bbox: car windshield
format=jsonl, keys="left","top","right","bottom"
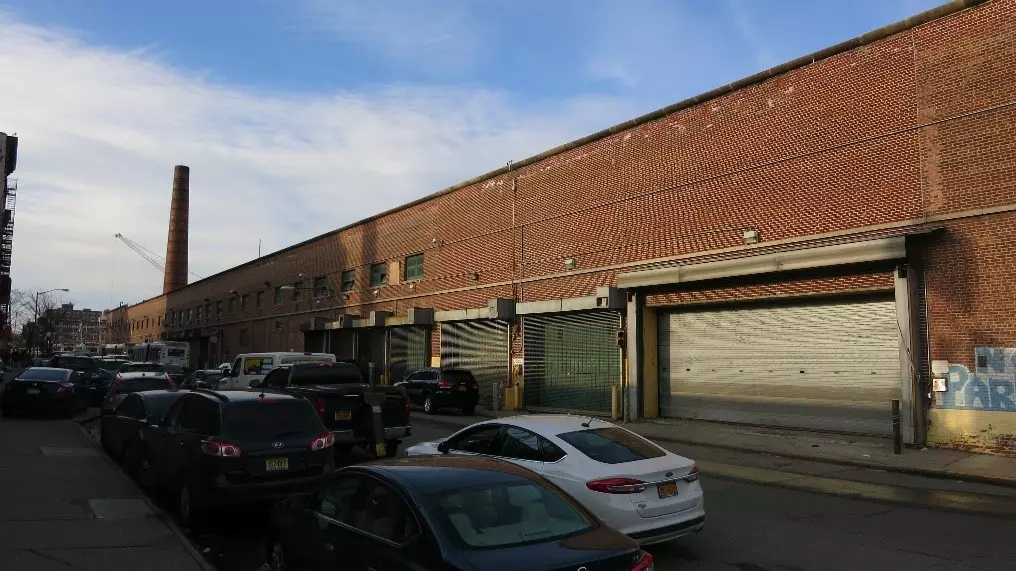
{"left": 119, "top": 376, "right": 170, "bottom": 393}
{"left": 223, "top": 400, "right": 323, "bottom": 439}
{"left": 19, "top": 369, "right": 69, "bottom": 381}
{"left": 289, "top": 363, "right": 362, "bottom": 385}
{"left": 429, "top": 482, "right": 592, "bottom": 549}
{"left": 557, "top": 427, "right": 666, "bottom": 465}
{"left": 53, "top": 357, "right": 94, "bottom": 370}
{"left": 122, "top": 363, "right": 166, "bottom": 373}
{"left": 203, "top": 373, "right": 224, "bottom": 384}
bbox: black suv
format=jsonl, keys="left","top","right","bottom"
{"left": 142, "top": 389, "right": 336, "bottom": 527}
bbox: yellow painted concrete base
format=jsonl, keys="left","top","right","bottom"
{"left": 504, "top": 385, "right": 521, "bottom": 411}
{"left": 928, "top": 409, "right": 1016, "bottom": 456}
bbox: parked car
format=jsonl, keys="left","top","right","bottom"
{"left": 1, "top": 367, "right": 88, "bottom": 417}
{"left": 86, "top": 368, "right": 117, "bottom": 406}
{"left": 100, "top": 371, "right": 175, "bottom": 414}
{"left": 264, "top": 454, "right": 655, "bottom": 571}
{"left": 49, "top": 355, "right": 99, "bottom": 383}
{"left": 406, "top": 414, "right": 705, "bottom": 545}
{"left": 219, "top": 352, "right": 337, "bottom": 390}
{"left": 180, "top": 369, "right": 226, "bottom": 390}
{"left": 256, "top": 361, "right": 411, "bottom": 458}
{"left": 143, "top": 390, "right": 336, "bottom": 528}
{"left": 118, "top": 362, "right": 167, "bottom": 374}
{"left": 395, "top": 367, "right": 480, "bottom": 415}
{"left": 100, "top": 389, "right": 188, "bottom": 484}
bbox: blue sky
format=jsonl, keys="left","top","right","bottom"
{"left": 0, "top": 0, "right": 942, "bottom": 319}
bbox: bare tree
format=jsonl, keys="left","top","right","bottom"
{"left": 12, "top": 289, "right": 69, "bottom": 352}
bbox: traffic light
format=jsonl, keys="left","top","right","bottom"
{"left": 616, "top": 329, "right": 627, "bottom": 348}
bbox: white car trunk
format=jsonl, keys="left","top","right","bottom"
{"left": 608, "top": 456, "right": 697, "bottom": 518}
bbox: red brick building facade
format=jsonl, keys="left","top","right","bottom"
{"left": 107, "top": 0, "right": 1016, "bottom": 454}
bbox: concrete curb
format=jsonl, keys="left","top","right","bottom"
{"left": 74, "top": 417, "right": 218, "bottom": 571}
{"left": 412, "top": 415, "right": 1016, "bottom": 490}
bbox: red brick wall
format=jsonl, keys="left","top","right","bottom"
{"left": 646, "top": 271, "right": 895, "bottom": 308}
{"left": 125, "top": 1, "right": 1015, "bottom": 363}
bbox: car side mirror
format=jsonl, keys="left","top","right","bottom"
{"left": 249, "top": 379, "right": 262, "bottom": 389}
{"left": 437, "top": 441, "right": 450, "bottom": 454}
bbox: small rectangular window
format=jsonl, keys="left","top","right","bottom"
{"left": 405, "top": 253, "right": 424, "bottom": 281}
{"left": 340, "top": 270, "right": 355, "bottom": 292}
{"left": 240, "top": 294, "right": 249, "bottom": 310}
{"left": 216, "top": 301, "right": 222, "bottom": 317}
{"left": 370, "top": 263, "right": 387, "bottom": 287}
{"left": 256, "top": 291, "right": 263, "bottom": 308}
{"left": 274, "top": 287, "right": 283, "bottom": 305}
{"left": 293, "top": 281, "right": 304, "bottom": 301}
{"left": 205, "top": 302, "right": 211, "bottom": 317}
{"left": 314, "top": 277, "right": 328, "bottom": 297}
{"left": 187, "top": 309, "right": 192, "bottom": 322}
{"left": 228, "top": 298, "right": 235, "bottom": 313}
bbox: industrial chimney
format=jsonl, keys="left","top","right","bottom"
{"left": 163, "top": 165, "right": 189, "bottom": 294}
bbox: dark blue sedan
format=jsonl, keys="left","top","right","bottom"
{"left": 1, "top": 367, "right": 88, "bottom": 417}
{"left": 264, "top": 455, "right": 655, "bottom": 571}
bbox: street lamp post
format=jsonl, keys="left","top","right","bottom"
{"left": 33, "top": 288, "right": 69, "bottom": 354}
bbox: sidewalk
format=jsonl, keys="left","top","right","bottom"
{"left": 414, "top": 409, "right": 1016, "bottom": 488}
{"left": 0, "top": 416, "right": 209, "bottom": 571}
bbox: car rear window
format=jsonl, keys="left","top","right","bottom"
{"left": 53, "top": 357, "right": 95, "bottom": 370}
{"left": 19, "top": 369, "right": 69, "bottom": 381}
{"left": 144, "top": 394, "right": 182, "bottom": 419}
{"left": 223, "top": 400, "right": 323, "bottom": 439}
{"left": 430, "top": 482, "right": 592, "bottom": 549}
{"left": 557, "top": 427, "right": 666, "bottom": 465}
{"left": 122, "top": 363, "right": 166, "bottom": 373}
{"left": 289, "top": 363, "right": 362, "bottom": 385}
{"left": 119, "top": 377, "right": 171, "bottom": 393}
{"left": 442, "top": 370, "right": 475, "bottom": 383}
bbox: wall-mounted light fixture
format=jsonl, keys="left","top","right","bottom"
{"left": 343, "top": 294, "right": 351, "bottom": 301}
{"left": 742, "top": 228, "right": 761, "bottom": 245}
{"left": 468, "top": 271, "right": 479, "bottom": 281}
{"left": 408, "top": 283, "right": 416, "bottom": 290}
{"left": 431, "top": 237, "right": 443, "bottom": 247}
{"left": 564, "top": 258, "right": 577, "bottom": 270}
{"left": 372, "top": 289, "right": 380, "bottom": 296}
{"left": 229, "top": 289, "right": 239, "bottom": 296}
{"left": 263, "top": 280, "right": 271, "bottom": 288}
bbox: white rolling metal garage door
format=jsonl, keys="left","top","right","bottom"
{"left": 388, "top": 327, "right": 429, "bottom": 384}
{"left": 441, "top": 321, "right": 509, "bottom": 408}
{"left": 658, "top": 297, "right": 902, "bottom": 436}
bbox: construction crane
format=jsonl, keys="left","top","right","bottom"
{"left": 113, "top": 233, "right": 203, "bottom": 279}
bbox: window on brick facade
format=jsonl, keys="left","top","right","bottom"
{"left": 275, "top": 287, "right": 283, "bottom": 305}
{"left": 167, "top": 311, "right": 173, "bottom": 324}
{"left": 370, "top": 263, "right": 387, "bottom": 287}
{"left": 292, "top": 281, "right": 304, "bottom": 302}
{"left": 405, "top": 253, "right": 424, "bottom": 281}
{"left": 241, "top": 294, "right": 249, "bottom": 310}
{"left": 216, "top": 301, "right": 222, "bottom": 318}
{"left": 314, "top": 277, "right": 328, "bottom": 297}
{"left": 205, "top": 302, "right": 211, "bottom": 317}
{"left": 187, "top": 308, "right": 192, "bottom": 322}
{"left": 256, "top": 291, "right": 263, "bottom": 308}
{"left": 340, "top": 270, "right": 356, "bottom": 292}
{"left": 196, "top": 306, "right": 202, "bottom": 319}
{"left": 228, "top": 298, "right": 235, "bottom": 313}
{"left": 239, "top": 328, "right": 249, "bottom": 346}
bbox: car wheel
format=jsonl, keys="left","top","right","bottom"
{"left": 461, "top": 405, "right": 476, "bottom": 416}
{"left": 268, "top": 540, "right": 288, "bottom": 571}
{"left": 178, "top": 482, "right": 205, "bottom": 529}
{"left": 423, "top": 394, "right": 435, "bottom": 414}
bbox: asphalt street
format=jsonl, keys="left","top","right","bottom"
{"left": 77, "top": 414, "right": 1016, "bottom": 571}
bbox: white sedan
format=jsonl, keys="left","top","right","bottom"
{"left": 406, "top": 414, "right": 705, "bottom": 545}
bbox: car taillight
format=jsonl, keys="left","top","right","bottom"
{"left": 201, "top": 440, "right": 242, "bottom": 457}
{"left": 311, "top": 433, "right": 335, "bottom": 451}
{"left": 56, "top": 383, "right": 71, "bottom": 393}
{"left": 109, "top": 376, "right": 123, "bottom": 394}
{"left": 436, "top": 381, "right": 453, "bottom": 388}
{"left": 166, "top": 376, "right": 175, "bottom": 389}
{"left": 631, "top": 550, "right": 655, "bottom": 571}
{"left": 470, "top": 380, "right": 478, "bottom": 389}
{"left": 686, "top": 465, "right": 699, "bottom": 482}
{"left": 404, "top": 396, "right": 411, "bottom": 417}
{"left": 315, "top": 398, "right": 326, "bottom": 418}
{"left": 586, "top": 477, "right": 648, "bottom": 494}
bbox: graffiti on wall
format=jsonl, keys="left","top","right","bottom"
{"left": 937, "top": 347, "right": 1016, "bottom": 411}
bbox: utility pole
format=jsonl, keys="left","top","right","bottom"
{"left": 33, "top": 288, "right": 69, "bottom": 354}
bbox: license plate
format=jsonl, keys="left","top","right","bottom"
{"left": 265, "top": 457, "right": 289, "bottom": 472}
{"left": 26, "top": 388, "right": 40, "bottom": 395}
{"left": 334, "top": 411, "right": 351, "bottom": 421}
{"left": 456, "top": 386, "right": 466, "bottom": 392}
{"left": 658, "top": 481, "right": 678, "bottom": 498}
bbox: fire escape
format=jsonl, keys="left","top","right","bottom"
{"left": 0, "top": 179, "right": 16, "bottom": 320}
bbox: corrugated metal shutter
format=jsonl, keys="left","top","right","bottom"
{"left": 523, "top": 312, "right": 621, "bottom": 414}
{"left": 658, "top": 297, "right": 901, "bottom": 436}
{"left": 389, "top": 327, "right": 429, "bottom": 384}
{"left": 441, "top": 321, "right": 509, "bottom": 408}
{"left": 328, "top": 330, "right": 356, "bottom": 361}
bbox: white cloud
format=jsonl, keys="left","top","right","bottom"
{"left": 295, "top": 0, "right": 485, "bottom": 73}
{"left": 0, "top": 14, "right": 631, "bottom": 314}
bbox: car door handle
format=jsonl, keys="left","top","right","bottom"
{"left": 324, "top": 543, "right": 334, "bottom": 551}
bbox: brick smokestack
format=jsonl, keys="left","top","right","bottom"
{"left": 163, "top": 165, "right": 189, "bottom": 294}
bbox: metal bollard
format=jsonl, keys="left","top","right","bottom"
{"left": 891, "top": 399, "right": 902, "bottom": 455}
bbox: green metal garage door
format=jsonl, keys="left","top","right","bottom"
{"left": 440, "top": 320, "right": 509, "bottom": 408}
{"left": 523, "top": 311, "right": 621, "bottom": 414}
{"left": 389, "top": 327, "right": 430, "bottom": 384}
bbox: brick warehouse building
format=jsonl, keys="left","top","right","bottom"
{"left": 105, "top": 0, "right": 1016, "bottom": 455}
